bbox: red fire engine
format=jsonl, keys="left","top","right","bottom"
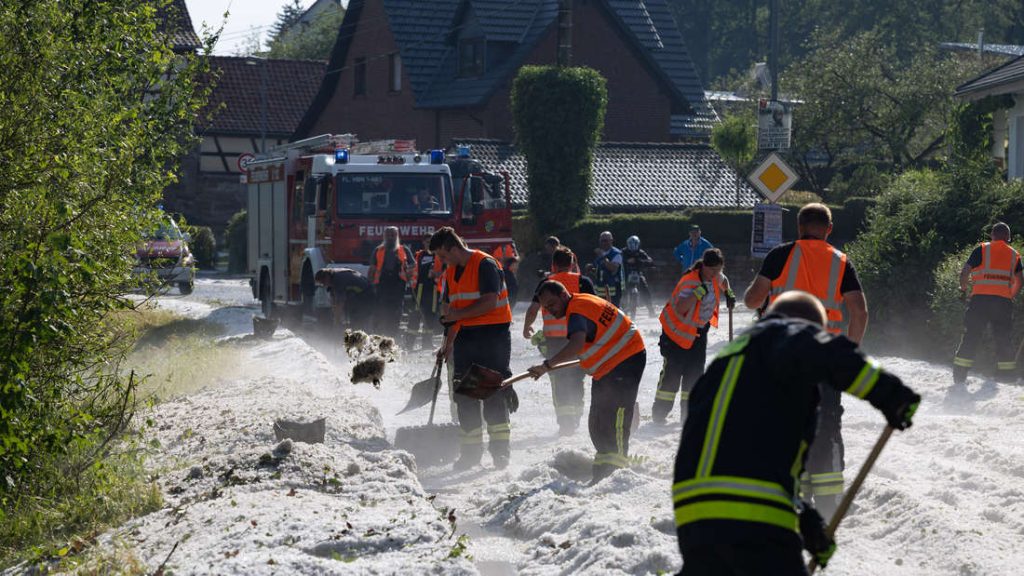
{"left": 245, "top": 134, "right": 513, "bottom": 316}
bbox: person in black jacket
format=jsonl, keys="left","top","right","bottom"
{"left": 672, "top": 291, "right": 920, "bottom": 575}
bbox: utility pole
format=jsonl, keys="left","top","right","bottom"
{"left": 557, "top": 0, "right": 572, "bottom": 67}
{"left": 769, "top": 0, "right": 779, "bottom": 101}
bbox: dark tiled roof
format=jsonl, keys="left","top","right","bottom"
{"left": 605, "top": 0, "right": 717, "bottom": 138}
{"left": 955, "top": 55, "right": 1024, "bottom": 98}
{"left": 417, "top": 1, "right": 558, "bottom": 108}
{"left": 470, "top": 0, "right": 550, "bottom": 42}
{"left": 382, "top": 0, "right": 461, "bottom": 99}
{"left": 455, "top": 139, "right": 758, "bottom": 210}
{"left": 157, "top": 0, "right": 201, "bottom": 52}
{"left": 202, "top": 57, "right": 326, "bottom": 137}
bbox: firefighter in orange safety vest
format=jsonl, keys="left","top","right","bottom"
{"left": 367, "top": 226, "right": 414, "bottom": 338}
{"left": 528, "top": 283, "right": 647, "bottom": 483}
{"left": 407, "top": 234, "right": 445, "bottom": 350}
{"left": 652, "top": 248, "right": 735, "bottom": 425}
{"left": 953, "top": 222, "right": 1023, "bottom": 386}
{"left": 523, "top": 246, "right": 596, "bottom": 435}
{"left": 433, "top": 227, "right": 515, "bottom": 471}
{"left": 742, "top": 203, "right": 868, "bottom": 522}
{"left": 492, "top": 242, "right": 520, "bottom": 306}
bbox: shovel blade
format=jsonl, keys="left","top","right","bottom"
{"left": 454, "top": 364, "right": 508, "bottom": 400}
{"left": 394, "top": 423, "right": 461, "bottom": 466}
{"left": 397, "top": 375, "right": 439, "bottom": 415}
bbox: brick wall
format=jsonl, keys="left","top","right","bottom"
{"left": 307, "top": 0, "right": 678, "bottom": 147}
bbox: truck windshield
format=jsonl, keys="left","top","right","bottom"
{"left": 336, "top": 173, "right": 452, "bottom": 217}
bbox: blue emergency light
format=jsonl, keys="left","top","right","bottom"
{"left": 457, "top": 145, "right": 471, "bottom": 158}
{"left": 335, "top": 148, "right": 349, "bottom": 164}
{"left": 429, "top": 149, "right": 445, "bottom": 165}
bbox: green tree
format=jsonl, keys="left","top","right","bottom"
{"left": 511, "top": 66, "right": 608, "bottom": 235}
{"left": 784, "top": 30, "right": 998, "bottom": 199}
{"left": 711, "top": 112, "right": 756, "bottom": 205}
{"left": 269, "top": 0, "right": 305, "bottom": 40}
{"left": 266, "top": 2, "right": 345, "bottom": 61}
{"left": 0, "top": 0, "right": 211, "bottom": 556}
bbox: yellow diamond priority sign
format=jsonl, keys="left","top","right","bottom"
{"left": 748, "top": 152, "right": 798, "bottom": 203}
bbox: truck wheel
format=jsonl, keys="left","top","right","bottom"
{"left": 178, "top": 279, "right": 194, "bottom": 295}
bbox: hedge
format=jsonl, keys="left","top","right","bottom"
{"left": 512, "top": 197, "right": 875, "bottom": 255}
{"left": 511, "top": 66, "right": 608, "bottom": 235}
{"left": 182, "top": 224, "right": 216, "bottom": 269}
{"left": 225, "top": 209, "right": 247, "bottom": 274}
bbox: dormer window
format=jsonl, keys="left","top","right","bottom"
{"left": 459, "top": 38, "right": 485, "bottom": 77}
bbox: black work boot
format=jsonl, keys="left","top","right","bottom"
{"left": 952, "top": 365, "right": 968, "bottom": 385}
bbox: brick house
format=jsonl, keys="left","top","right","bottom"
{"left": 294, "top": 0, "right": 718, "bottom": 146}
{"left": 163, "top": 56, "right": 326, "bottom": 234}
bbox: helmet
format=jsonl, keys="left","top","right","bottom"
{"left": 626, "top": 235, "right": 640, "bottom": 251}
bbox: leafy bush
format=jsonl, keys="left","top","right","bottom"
{"left": 0, "top": 0, "right": 211, "bottom": 560}
{"left": 225, "top": 209, "right": 248, "bottom": 273}
{"left": 847, "top": 165, "right": 1024, "bottom": 352}
{"left": 183, "top": 225, "right": 216, "bottom": 269}
{"left": 511, "top": 66, "right": 608, "bottom": 235}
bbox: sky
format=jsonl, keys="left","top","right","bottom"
{"left": 184, "top": 0, "right": 329, "bottom": 55}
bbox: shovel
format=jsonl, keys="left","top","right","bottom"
{"left": 728, "top": 307, "right": 734, "bottom": 341}
{"left": 455, "top": 360, "right": 582, "bottom": 400}
{"left": 808, "top": 425, "right": 894, "bottom": 574}
{"left": 393, "top": 353, "right": 461, "bottom": 465}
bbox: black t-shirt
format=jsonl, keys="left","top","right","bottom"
{"left": 531, "top": 275, "right": 595, "bottom": 303}
{"left": 758, "top": 239, "right": 862, "bottom": 294}
{"left": 566, "top": 312, "right": 598, "bottom": 343}
{"left": 965, "top": 245, "right": 1024, "bottom": 272}
{"left": 324, "top": 269, "right": 371, "bottom": 304}
{"left": 417, "top": 252, "right": 438, "bottom": 284}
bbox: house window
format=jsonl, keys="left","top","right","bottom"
{"left": 354, "top": 56, "right": 366, "bottom": 96}
{"left": 458, "top": 39, "right": 485, "bottom": 77}
{"left": 388, "top": 53, "right": 402, "bottom": 92}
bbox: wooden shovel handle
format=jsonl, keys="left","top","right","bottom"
{"left": 502, "top": 360, "right": 582, "bottom": 387}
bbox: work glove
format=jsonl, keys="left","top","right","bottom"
{"left": 799, "top": 502, "right": 837, "bottom": 568}
{"left": 530, "top": 331, "right": 548, "bottom": 355}
{"left": 693, "top": 285, "right": 708, "bottom": 300}
{"left": 886, "top": 392, "right": 921, "bottom": 431}
{"left": 725, "top": 288, "right": 736, "bottom": 310}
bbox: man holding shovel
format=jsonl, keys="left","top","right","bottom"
{"left": 672, "top": 291, "right": 919, "bottom": 575}
{"left": 523, "top": 247, "right": 596, "bottom": 436}
{"left": 527, "top": 281, "right": 646, "bottom": 483}
{"left": 431, "top": 227, "right": 515, "bottom": 470}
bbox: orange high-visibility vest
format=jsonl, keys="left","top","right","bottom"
{"left": 565, "top": 293, "right": 645, "bottom": 380}
{"left": 371, "top": 245, "right": 409, "bottom": 285}
{"left": 768, "top": 239, "right": 848, "bottom": 335}
{"left": 660, "top": 269, "right": 721, "bottom": 350}
{"left": 970, "top": 241, "right": 1020, "bottom": 299}
{"left": 542, "top": 272, "right": 582, "bottom": 338}
{"left": 445, "top": 250, "right": 513, "bottom": 327}
{"left": 492, "top": 244, "right": 518, "bottom": 270}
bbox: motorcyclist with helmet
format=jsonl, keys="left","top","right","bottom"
{"left": 622, "top": 235, "right": 656, "bottom": 317}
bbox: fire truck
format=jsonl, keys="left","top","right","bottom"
{"left": 245, "top": 134, "right": 513, "bottom": 317}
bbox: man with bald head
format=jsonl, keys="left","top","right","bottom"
{"left": 671, "top": 291, "right": 920, "bottom": 574}
{"left": 953, "top": 222, "right": 1023, "bottom": 386}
